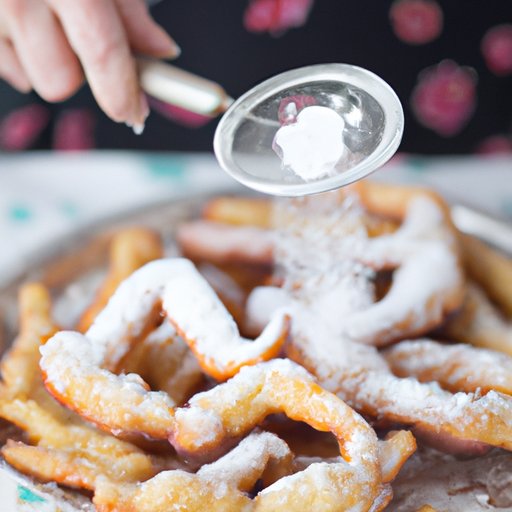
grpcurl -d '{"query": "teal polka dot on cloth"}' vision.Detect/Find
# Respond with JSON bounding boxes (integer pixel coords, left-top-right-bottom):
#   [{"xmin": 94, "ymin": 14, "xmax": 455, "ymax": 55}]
[
  {"xmin": 59, "ymin": 201, "xmax": 80, "ymax": 219},
  {"xmin": 406, "ymin": 156, "xmax": 430, "ymax": 172},
  {"xmin": 8, "ymin": 205, "xmax": 33, "ymax": 222},
  {"xmin": 143, "ymin": 155, "xmax": 186, "ymax": 182},
  {"xmin": 17, "ymin": 485, "xmax": 45, "ymax": 503}
]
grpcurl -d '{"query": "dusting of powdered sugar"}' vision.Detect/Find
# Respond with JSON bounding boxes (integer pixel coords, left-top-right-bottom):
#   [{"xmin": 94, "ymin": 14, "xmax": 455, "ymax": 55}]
[
  {"xmin": 384, "ymin": 339, "xmax": 512, "ymax": 392},
  {"xmin": 267, "ymin": 191, "xmax": 464, "ymax": 359},
  {"xmin": 162, "ymin": 267, "xmax": 288, "ymax": 376},
  {"xmin": 272, "ymin": 191, "xmax": 375, "ymax": 329},
  {"xmin": 260, "ymin": 190, "xmax": 512, "ymax": 457},
  {"xmin": 197, "ymin": 431, "xmax": 292, "ymax": 487},
  {"xmin": 39, "ymin": 331, "xmax": 176, "ymax": 437},
  {"xmin": 86, "ymin": 258, "xmax": 194, "ymax": 367}
]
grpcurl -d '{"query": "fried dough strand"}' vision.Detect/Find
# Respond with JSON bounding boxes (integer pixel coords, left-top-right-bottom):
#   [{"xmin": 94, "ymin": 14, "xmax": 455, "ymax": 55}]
[
  {"xmin": 384, "ymin": 339, "xmax": 512, "ymax": 394},
  {"xmin": 187, "ymin": 185, "xmax": 465, "ymax": 348},
  {"xmin": 341, "ymin": 182, "xmax": 464, "ymax": 346},
  {"xmin": 94, "ymin": 432, "xmax": 292, "ymax": 512},
  {"xmin": 203, "ymin": 197, "xmax": 272, "ymax": 228},
  {"xmin": 75, "ymin": 228, "xmax": 204, "ymax": 402},
  {"xmin": 239, "ymin": 183, "xmax": 512, "ymax": 452},
  {"xmin": 77, "ymin": 227, "xmax": 164, "ymax": 332},
  {"xmin": 41, "ymin": 260, "xmax": 289, "ymax": 428},
  {"xmin": 93, "ymin": 361, "xmax": 391, "ymax": 512},
  {"xmin": 3, "ymin": 440, "xmax": 99, "ymax": 490},
  {"xmin": 118, "ymin": 323, "xmax": 203, "ymax": 404},
  {"xmin": 442, "ymin": 282, "xmax": 512, "ymax": 356},
  {"xmin": 1, "ymin": 284, "xmax": 57, "ymax": 398},
  {"xmin": 177, "ymin": 220, "xmax": 274, "ymax": 266},
  {"xmin": 288, "ymin": 329, "xmax": 512, "ymax": 452},
  {"xmin": 460, "ymin": 233, "xmax": 512, "ymax": 317},
  {"xmin": 0, "ymin": 284, "xmax": 163, "ymax": 489}
]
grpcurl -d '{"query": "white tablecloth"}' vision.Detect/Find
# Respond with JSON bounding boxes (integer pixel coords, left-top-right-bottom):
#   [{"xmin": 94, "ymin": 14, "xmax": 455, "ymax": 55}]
[{"xmin": 1, "ymin": 152, "xmax": 510, "ymax": 287}]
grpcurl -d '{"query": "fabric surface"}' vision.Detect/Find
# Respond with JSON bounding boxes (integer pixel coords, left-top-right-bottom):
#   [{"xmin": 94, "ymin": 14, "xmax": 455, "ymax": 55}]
[{"xmin": 1, "ymin": 151, "xmax": 511, "ymax": 287}]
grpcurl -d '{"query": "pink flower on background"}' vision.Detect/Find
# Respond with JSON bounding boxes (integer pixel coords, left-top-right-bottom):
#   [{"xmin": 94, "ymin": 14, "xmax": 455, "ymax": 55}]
[
  {"xmin": 244, "ymin": 0, "xmax": 314, "ymax": 35},
  {"xmin": 0, "ymin": 104, "xmax": 50, "ymax": 151},
  {"xmin": 481, "ymin": 24, "xmax": 512, "ymax": 76},
  {"xmin": 278, "ymin": 95, "xmax": 317, "ymax": 125},
  {"xmin": 476, "ymin": 135, "xmax": 512, "ymax": 155},
  {"xmin": 411, "ymin": 60, "xmax": 477, "ymax": 137},
  {"xmin": 53, "ymin": 109, "xmax": 95, "ymax": 151},
  {"xmin": 389, "ymin": 0, "xmax": 443, "ymax": 45},
  {"xmin": 148, "ymin": 97, "xmax": 213, "ymax": 128}
]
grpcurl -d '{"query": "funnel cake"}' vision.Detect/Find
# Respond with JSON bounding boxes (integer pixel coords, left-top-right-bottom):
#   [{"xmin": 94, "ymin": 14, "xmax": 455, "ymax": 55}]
[
  {"xmin": 0, "ymin": 283, "xmax": 167, "ymax": 491},
  {"xmin": 179, "ymin": 183, "xmax": 465, "ymax": 347},
  {"xmin": 91, "ymin": 361, "xmax": 411, "ymax": 512},
  {"xmin": 190, "ymin": 185, "xmax": 512, "ymax": 452},
  {"xmin": 93, "ymin": 431, "xmax": 293, "ymax": 512},
  {"xmin": 3, "ymin": 183, "xmax": 512, "ymax": 511},
  {"xmin": 36, "ymin": 241, "xmax": 413, "ymax": 508},
  {"xmin": 78, "ymin": 227, "xmax": 164, "ymax": 332},
  {"xmin": 40, "ymin": 258, "xmax": 290, "ymax": 441},
  {"xmin": 76, "ymin": 228, "xmax": 204, "ymax": 404},
  {"xmin": 442, "ymin": 281, "xmax": 512, "ymax": 356},
  {"xmin": 94, "ymin": 428, "xmax": 413, "ymax": 512},
  {"xmin": 42, "ymin": 304, "xmax": 411, "ymax": 508},
  {"xmin": 384, "ymin": 339, "xmax": 512, "ymax": 394}
]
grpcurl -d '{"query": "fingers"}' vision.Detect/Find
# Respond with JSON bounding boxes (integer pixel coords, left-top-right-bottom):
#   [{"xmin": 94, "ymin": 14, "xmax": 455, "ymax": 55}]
[
  {"xmin": 0, "ymin": 38, "xmax": 30, "ymax": 92},
  {"xmin": 1, "ymin": 0, "xmax": 83, "ymax": 101},
  {"xmin": 47, "ymin": 0, "xmax": 147, "ymax": 126},
  {"xmin": 0, "ymin": 0, "xmax": 178, "ymax": 125},
  {"xmin": 115, "ymin": 0, "xmax": 180, "ymax": 58}
]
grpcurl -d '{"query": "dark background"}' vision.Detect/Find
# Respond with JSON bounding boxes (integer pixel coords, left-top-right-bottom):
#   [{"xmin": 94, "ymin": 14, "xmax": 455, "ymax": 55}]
[{"xmin": 0, "ymin": 0, "xmax": 511, "ymax": 153}]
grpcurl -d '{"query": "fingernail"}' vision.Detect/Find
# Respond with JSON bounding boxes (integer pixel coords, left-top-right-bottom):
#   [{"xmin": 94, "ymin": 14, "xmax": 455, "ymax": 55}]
[
  {"xmin": 152, "ymin": 27, "xmax": 181, "ymax": 59},
  {"xmin": 132, "ymin": 123, "xmax": 145, "ymax": 135},
  {"xmin": 125, "ymin": 120, "xmax": 145, "ymax": 135},
  {"xmin": 158, "ymin": 40, "xmax": 181, "ymax": 59},
  {"xmin": 138, "ymin": 91, "xmax": 150, "ymax": 122},
  {"xmin": 127, "ymin": 92, "xmax": 150, "ymax": 135},
  {"xmin": 169, "ymin": 40, "xmax": 181, "ymax": 59}
]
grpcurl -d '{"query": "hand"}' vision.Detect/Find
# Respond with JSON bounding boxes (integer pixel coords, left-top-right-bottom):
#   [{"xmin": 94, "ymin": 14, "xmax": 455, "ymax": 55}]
[{"xmin": 0, "ymin": 0, "xmax": 180, "ymax": 127}]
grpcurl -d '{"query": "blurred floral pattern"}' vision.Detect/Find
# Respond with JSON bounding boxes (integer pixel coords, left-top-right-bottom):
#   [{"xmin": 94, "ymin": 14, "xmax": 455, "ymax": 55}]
[
  {"xmin": 389, "ymin": 0, "xmax": 443, "ymax": 45},
  {"xmin": 0, "ymin": 104, "xmax": 49, "ymax": 151},
  {"xmin": 411, "ymin": 60, "xmax": 477, "ymax": 137},
  {"xmin": 53, "ymin": 109, "xmax": 95, "ymax": 151},
  {"xmin": 244, "ymin": 0, "xmax": 314, "ymax": 35},
  {"xmin": 0, "ymin": 0, "xmax": 510, "ymax": 153},
  {"xmin": 481, "ymin": 24, "xmax": 512, "ymax": 76},
  {"xmin": 476, "ymin": 135, "xmax": 512, "ymax": 155}
]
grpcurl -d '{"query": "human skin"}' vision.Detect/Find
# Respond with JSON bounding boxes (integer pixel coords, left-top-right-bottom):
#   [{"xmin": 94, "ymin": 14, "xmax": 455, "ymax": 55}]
[{"xmin": 0, "ymin": 0, "xmax": 180, "ymax": 127}]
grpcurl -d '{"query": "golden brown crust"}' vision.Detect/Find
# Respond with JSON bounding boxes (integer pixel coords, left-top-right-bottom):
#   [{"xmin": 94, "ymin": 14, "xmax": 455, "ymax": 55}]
[
  {"xmin": 442, "ymin": 281, "xmax": 512, "ymax": 355},
  {"xmin": 77, "ymin": 228, "xmax": 163, "ymax": 332},
  {"xmin": 203, "ymin": 196, "xmax": 273, "ymax": 228},
  {"xmin": 0, "ymin": 283, "xmax": 162, "ymax": 491},
  {"xmin": 459, "ymin": 234, "xmax": 512, "ymax": 318}
]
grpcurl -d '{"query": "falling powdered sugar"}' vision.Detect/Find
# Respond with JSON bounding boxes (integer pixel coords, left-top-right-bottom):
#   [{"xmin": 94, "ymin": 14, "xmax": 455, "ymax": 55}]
[
  {"xmin": 272, "ymin": 191, "xmax": 375, "ymax": 327},
  {"xmin": 265, "ymin": 188, "xmax": 512, "ymax": 454}
]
